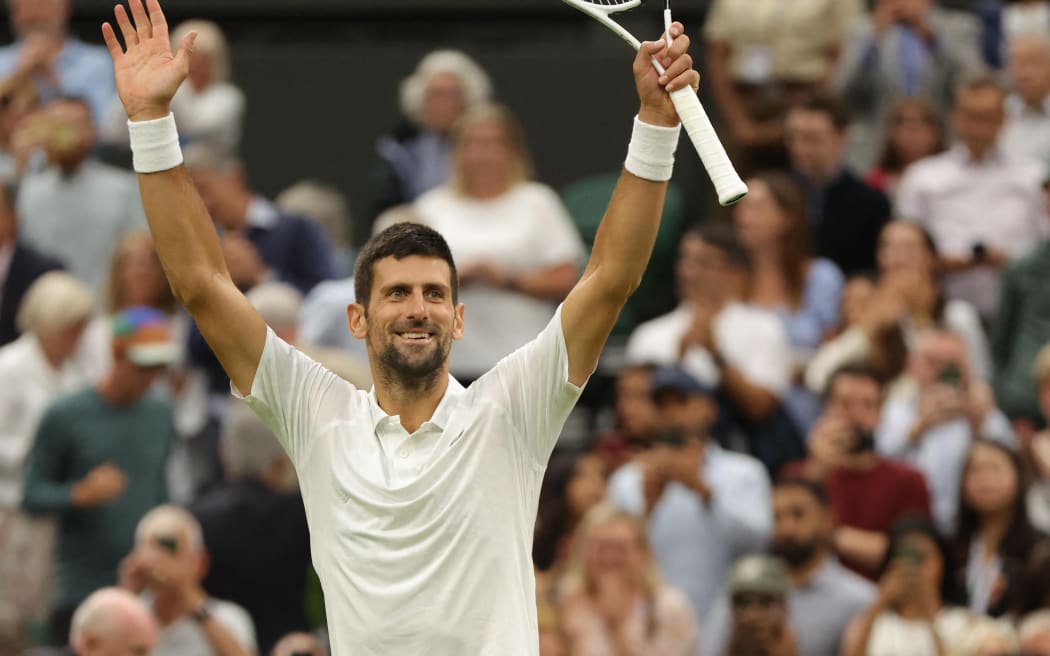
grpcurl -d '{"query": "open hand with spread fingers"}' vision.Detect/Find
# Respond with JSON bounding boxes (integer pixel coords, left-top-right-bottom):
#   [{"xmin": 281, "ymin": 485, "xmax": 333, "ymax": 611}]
[{"xmin": 101, "ymin": 0, "xmax": 197, "ymax": 122}]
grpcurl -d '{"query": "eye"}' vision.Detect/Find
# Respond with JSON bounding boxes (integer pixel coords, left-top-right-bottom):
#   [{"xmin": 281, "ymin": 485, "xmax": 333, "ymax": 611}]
[
  {"xmin": 389, "ymin": 288, "xmax": 406, "ymax": 299},
  {"xmin": 426, "ymin": 289, "xmax": 444, "ymax": 300}
]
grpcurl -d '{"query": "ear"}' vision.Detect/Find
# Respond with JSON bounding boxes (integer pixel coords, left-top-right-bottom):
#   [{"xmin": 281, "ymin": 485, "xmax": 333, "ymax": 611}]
[
  {"xmin": 348, "ymin": 303, "xmax": 368, "ymax": 339},
  {"xmin": 197, "ymin": 550, "xmax": 212, "ymax": 580},
  {"xmin": 452, "ymin": 303, "xmax": 465, "ymax": 341}
]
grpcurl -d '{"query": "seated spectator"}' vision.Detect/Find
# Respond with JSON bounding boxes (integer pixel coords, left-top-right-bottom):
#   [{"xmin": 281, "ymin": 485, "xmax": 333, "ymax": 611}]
[
  {"xmin": 191, "ymin": 402, "xmax": 311, "ymax": 655},
  {"xmin": 952, "ymin": 440, "xmax": 1045, "ymax": 617},
  {"xmin": 841, "ymin": 517, "xmax": 970, "ymax": 656},
  {"xmin": 625, "ymin": 223, "xmax": 798, "ymax": 472},
  {"xmin": 786, "ymin": 365, "xmax": 932, "ymax": 578},
  {"xmin": 593, "ymin": 364, "xmax": 659, "ymax": 473},
  {"xmin": 183, "ymin": 143, "xmax": 336, "ymax": 295},
  {"xmin": 834, "ymin": 0, "xmax": 986, "ymax": 171},
  {"xmin": 271, "ymin": 632, "xmax": 325, "ymax": 656},
  {"xmin": 702, "ymin": 477, "xmax": 876, "ymax": 656},
  {"xmin": 722, "ymin": 555, "xmax": 798, "ymax": 656},
  {"xmin": 369, "ymin": 49, "xmax": 492, "ymax": 234},
  {"xmin": 878, "ymin": 328, "xmax": 1014, "ymax": 533},
  {"xmin": 806, "ymin": 221, "xmax": 991, "ymax": 395},
  {"xmin": 558, "ymin": 502, "xmax": 698, "ymax": 656},
  {"xmin": 1019, "ymin": 609, "xmax": 1050, "ymax": 655},
  {"xmin": 20, "ymin": 307, "xmax": 176, "ymax": 645},
  {"xmin": 0, "ymin": 272, "xmax": 95, "ymax": 652},
  {"xmin": 866, "ymin": 99, "xmax": 946, "ymax": 205},
  {"xmin": 413, "ymin": 103, "xmax": 583, "ymax": 383},
  {"xmin": 1002, "ymin": 34, "xmax": 1050, "ymax": 164},
  {"xmin": 785, "ymin": 94, "xmax": 892, "ymax": 277},
  {"xmin": 608, "ymin": 366, "xmax": 771, "ymax": 621},
  {"xmin": 15, "ymin": 97, "xmax": 147, "ymax": 291},
  {"xmin": 23, "ymin": 587, "xmax": 159, "ymax": 656},
  {"xmin": 277, "ymin": 180, "xmax": 354, "ymax": 277},
  {"xmin": 897, "ymin": 75, "xmax": 1046, "ymax": 319},
  {"xmin": 702, "ymin": 0, "xmax": 860, "ymax": 174},
  {"xmin": 0, "ymin": 0, "xmax": 115, "ymax": 130},
  {"xmin": 734, "ymin": 170, "xmax": 844, "ymax": 432},
  {"xmin": 120, "ymin": 505, "xmax": 256, "ymax": 656}
]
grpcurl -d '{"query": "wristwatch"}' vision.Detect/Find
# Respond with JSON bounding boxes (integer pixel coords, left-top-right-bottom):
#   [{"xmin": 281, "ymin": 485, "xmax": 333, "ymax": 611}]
[{"xmin": 190, "ymin": 601, "xmax": 212, "ymax": 624}]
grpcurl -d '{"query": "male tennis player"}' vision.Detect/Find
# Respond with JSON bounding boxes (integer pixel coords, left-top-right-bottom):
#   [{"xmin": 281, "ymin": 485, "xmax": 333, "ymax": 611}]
[{"xmin": 102, "ymin": 1, "xmax": 698, "ymax": 653}]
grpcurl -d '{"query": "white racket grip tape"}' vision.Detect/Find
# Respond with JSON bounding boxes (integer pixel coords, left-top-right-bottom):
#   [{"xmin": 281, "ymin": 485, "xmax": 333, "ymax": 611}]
[{"xmin": 668, "ymin": 86, "xmax": 748, "ymax": 206}]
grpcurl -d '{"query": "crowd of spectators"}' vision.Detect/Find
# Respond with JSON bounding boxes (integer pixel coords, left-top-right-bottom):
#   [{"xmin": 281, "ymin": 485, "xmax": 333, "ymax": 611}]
[{"xmin": 6, "ymin": 0, "xmax": 1050, "ymax": 655}]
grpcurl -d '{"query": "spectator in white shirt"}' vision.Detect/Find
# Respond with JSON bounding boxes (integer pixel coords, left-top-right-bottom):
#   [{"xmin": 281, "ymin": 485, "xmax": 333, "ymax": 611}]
[
  {"xmin": 119, "ymin": 505, "xmax": 257, "ymax": 656},
  {"xmin": 896, "ymin": 75, "xmax": 1047, "ymax": 318},
  {"xmin": 1002, "ymin": 33, "xmax": 1050, "ymax": 165}
]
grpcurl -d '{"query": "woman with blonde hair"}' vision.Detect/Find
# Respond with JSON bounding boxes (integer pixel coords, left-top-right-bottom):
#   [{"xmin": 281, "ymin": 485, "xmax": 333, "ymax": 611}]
[
  {"xmin": 413, "ymin": 102, "xmax": 584, "ymax": 383},
  {"xmin": 558, "ymin": 502, "xmax": 697, "ymax": 656}
]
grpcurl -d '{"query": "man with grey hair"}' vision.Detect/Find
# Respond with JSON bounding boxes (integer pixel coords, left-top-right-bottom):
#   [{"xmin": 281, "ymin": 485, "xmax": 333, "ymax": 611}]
[
  {"xmin": 1002, "ymin": 33, "xmax": 1050, "ymax": 164},
  {"xmin": 120, "ymin": 504, "xmax": 256, "ymax": 656},
  {"xmin": 25, "ymin": 587, "xmax": 158, "ymax": 656}
]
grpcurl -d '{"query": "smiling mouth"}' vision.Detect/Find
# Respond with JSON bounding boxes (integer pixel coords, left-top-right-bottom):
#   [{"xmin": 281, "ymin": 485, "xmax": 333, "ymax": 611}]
[{"xmin": 396, "ymin": 332, "xmax": 434, "ymax": 343}]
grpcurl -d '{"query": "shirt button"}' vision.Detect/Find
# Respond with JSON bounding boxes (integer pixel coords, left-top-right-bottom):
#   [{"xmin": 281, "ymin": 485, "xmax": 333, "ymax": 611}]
[{"xmin": 397, "ymin": 448, "xmax": 409, "ymax": 459}]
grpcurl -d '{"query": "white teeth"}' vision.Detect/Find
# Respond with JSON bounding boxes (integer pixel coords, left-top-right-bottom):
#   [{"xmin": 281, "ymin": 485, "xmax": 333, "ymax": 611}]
[{"xmin": 402, "ymin": 333, "xmax": 429, "ymax": 340}]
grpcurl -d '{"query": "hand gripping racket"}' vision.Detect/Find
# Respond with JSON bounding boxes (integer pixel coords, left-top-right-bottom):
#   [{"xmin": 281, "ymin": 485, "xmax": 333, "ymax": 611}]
[{"xmin": 562, "ymin": 0, "xmax": 748, "ymax": 206}]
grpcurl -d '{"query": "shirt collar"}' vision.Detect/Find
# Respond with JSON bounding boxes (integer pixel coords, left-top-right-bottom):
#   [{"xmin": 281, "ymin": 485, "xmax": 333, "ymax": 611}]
[
  {"xmin": 245, "ymin": 196, "xmax": 280, "ymax": 230},
  {"xmin": 947, "ymin": 142, "xmax": 1005, "ymax": 166},
  {"xmin": 367, "ymin": 374, "xmax": 465, "ymax": 434}
]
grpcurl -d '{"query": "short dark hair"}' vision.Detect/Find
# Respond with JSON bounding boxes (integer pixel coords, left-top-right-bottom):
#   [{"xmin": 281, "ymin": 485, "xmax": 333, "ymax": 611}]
[
  {"xmin": 353, "ymin": 222, "xmax": 458, "ymax": 310},
  {"xmin": 823, "ymin": 363, "xmax": 883, "ymax": 402},
  {"xmin": 791, "ymin": 92, "xmax": 851, "ymax": 133},
  {"xmin": 773, "ymin": 476, "xmax": 828, "ymax": 508},
  {"xmin": 684, "ymin": 221, "xmax": 749, "ymax": 268}
]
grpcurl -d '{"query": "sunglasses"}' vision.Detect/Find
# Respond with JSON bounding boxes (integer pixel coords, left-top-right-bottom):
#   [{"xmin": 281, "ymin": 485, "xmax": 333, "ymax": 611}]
[{"xmin": 732, "ymin": 592, "xmax": 781, "ymax": 609}]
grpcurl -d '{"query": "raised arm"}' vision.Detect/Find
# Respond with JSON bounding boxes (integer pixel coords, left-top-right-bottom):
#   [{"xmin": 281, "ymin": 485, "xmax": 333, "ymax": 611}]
[
  {"xmin": 561, "ymin": 24, "xmax": 698, "ymax": 386},
  {"xmin": 102, "ymin": 0, "xmax": 265, "ymax": 395}
]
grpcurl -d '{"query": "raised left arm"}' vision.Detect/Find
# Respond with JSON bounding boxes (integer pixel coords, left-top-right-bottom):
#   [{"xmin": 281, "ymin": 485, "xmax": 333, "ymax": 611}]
[{"xmin": 562, "ymin": 23, "xmax": 698, "ymax": 386}]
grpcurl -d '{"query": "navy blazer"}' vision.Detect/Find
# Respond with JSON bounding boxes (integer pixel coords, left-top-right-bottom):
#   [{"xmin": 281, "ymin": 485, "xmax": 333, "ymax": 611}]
[{"xmin": 0, "ymin": 242, "xmax": 63, "ymax": 347}]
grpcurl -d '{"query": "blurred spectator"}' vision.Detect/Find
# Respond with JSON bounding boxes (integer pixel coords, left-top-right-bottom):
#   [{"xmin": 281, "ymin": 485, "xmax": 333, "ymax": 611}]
[
  {"xmin": 1026, "ymin": 344, "xmax": 1050, "ymax": 531},
  {"xmin": 992, "ymin": 193, "xmax": 1050, "ymax": 423},
  {"xmin": 20, "ymin": 307, "xmax": 176, "ymax": 645},
  {"xmin": 120, "ymin": 505, "xmax": 256, "ymax": 656},
  {"xmin": 952, "ymin": 440, "xmax": 1044, "ymax": 617},
  {"xmin": 878, "ymin": 329, "xmax": 1014, "ymax": 532},
  {"xmin": 1003, "ymin": 0, "xmax": 1050, "ymax": 41},
  {"xmin": 722, "ymin": 555, "xmax": 798, "ymax": 656},
  {"xmin": 608, "ymin": 366, "xmax": 771, "ymax": 621},
  {"xmin": 835, "ymin": 0, "xmax": 986, "ymax": 171},
  {"xmin": 271, "ymin": 632, "xmax": 325, "ymax": 656},
  {"xmin": 841, "ymin": 517, "xmax": 970, "ymax": 656},
  {"xmin": 787, "ymin": 365, "xmax": 932, "ymax": 578},
  {"xmin": 703, "ymin": 477, "xmax": 876, "ymax": 656},
  {"xmin": 1002, "ymin": 34, "xmax": 1050, "ymax": 164},
  {"xmin": 15, "ymin": 97, "xmax": 147, "ymax": 291},
  {"xmin": 298, "ymin": 274, "xmax": 367, "ymax": 360},
  {"xmin": 702, "ymin": 0, "xmax": 861, "ymax": 174},
  {"xmin": 105, "ymin": 20, "xmax": 243, "ymax": 152},
  {"xmin": 898, "ymin": 75, "xmax": 1047, "ymax": 319},
  {"xmin": 806, "ymin": 221, "xmax": 991, "ymax": 395},
  {"xmin": 183, "ymin": 143, "xmax": 336, "ymax": 295},
  {"xmin": 534, "ymin": 450, "xmax": 608, "ymax": 600},
  {"xmin": 594, "ymin": 364, "xmax": 659, "ymax": 472},
  {"xmin": 0, "ymin": 180, "xmax": 62, "ymax": 346},
  {"xmin": 0, "ymin": 272, "xmax": 95, "ymax": 651},
  {"xmin": 277, "ymin": 180, "xmax": 354, "ymax": 277},
  {"xmin": 537, "ymin": 604, "xmax": 568, "ymax": 656},
  {"xmin": 1019, "ymin": 609, "xmax": 1050, "ymax": 655},
  {"xmin": 952, "ymin": 618, "xmax": 1018, "ymax": 656},
  {"xmin": 625, "ymin": 223, "xmax": 798, "ymax": 472},
  {"xmin": 413, "ymin": 103, "xmax": 582, "ymax": 383},
  {"xmin": 734, "ymin": 170, "xmax": 844, "ymax": 433},
  {"xmin": 1013, "ymin": 542, "xmax": 1050, "ymax": 620},
  {"xmin": 0, "ymin": 70, "xmax": 43, "ymax": 183},
  {"xmin": 25, "ymin": 587, "xmax": 159, "ymax": 656},
  {"xmin": 369, "ymin": 49, "xmax": 491, "ymax": 234},
  {"xmin": 866, "ymin": 99, "xmax": 946, "ymax": 205},
  {"xmin": 785, "ymin": 94, "xmax": 892, "ymax": 277},
  {"xmin": 558, "ymin": 502, "xmax": 698, "ymax": 656},
  {"xmin": 191, "ymin": 402, "xmax": 311, "ymax": 655},
  {"xmin": 0, "ymin": 0, "xmax": 115, "ymax": 131}
]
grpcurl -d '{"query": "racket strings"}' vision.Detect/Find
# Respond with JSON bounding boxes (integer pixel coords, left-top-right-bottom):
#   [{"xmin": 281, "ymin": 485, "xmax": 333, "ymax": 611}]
[{"xmin": 579, "ymin": 0, "xmax": 640, "ymax": 8}]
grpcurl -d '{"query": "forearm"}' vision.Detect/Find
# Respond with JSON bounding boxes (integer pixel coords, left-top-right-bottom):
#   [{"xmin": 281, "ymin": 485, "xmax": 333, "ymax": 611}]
[
  {"xmin": 720, "ymin": 363, "xmax": 779, "ymax": 422},
  {"xmin": 835, "ymin": 526, "xmax": 888, "ymax": 570},
  {"xmin": 512, "ymin": 263, "xmax": 578, "ymax": 301},
  {"xmin": 21, "ymin": 476, "xmax": 75, "ymax": 515},
  {"xmin": 844, "ymin": 607, "xmax": 881, "ymax": 656}
]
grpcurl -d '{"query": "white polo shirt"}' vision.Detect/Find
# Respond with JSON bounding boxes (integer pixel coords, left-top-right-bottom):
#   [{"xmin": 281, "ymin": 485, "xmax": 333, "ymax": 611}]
[{"xmin": 237, "ymin": 308, "xmax": 582, "ymax": 656}]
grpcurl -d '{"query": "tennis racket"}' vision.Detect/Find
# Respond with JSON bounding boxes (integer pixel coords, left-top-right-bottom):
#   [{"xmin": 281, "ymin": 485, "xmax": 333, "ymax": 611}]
[{"xmin": 562, "ymin": 0, "xmax": 748, "ymax": 206}]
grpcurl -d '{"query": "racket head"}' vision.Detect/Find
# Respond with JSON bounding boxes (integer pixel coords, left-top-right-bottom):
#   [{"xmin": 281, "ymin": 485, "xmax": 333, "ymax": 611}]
[{"xmin": 561, "ymin": 0, "xmax": 645, "ymax": 17}]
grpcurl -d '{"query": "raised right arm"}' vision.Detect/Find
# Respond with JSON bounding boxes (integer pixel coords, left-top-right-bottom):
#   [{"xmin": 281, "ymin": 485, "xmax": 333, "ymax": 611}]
[{"xmin": 103, "ymin": 0, "xmax": 265, "ymax": 395}]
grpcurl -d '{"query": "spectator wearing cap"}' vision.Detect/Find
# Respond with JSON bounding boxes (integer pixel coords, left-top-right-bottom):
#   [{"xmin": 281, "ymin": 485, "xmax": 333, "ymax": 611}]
[
  {"xmin": 608, "ymin": 365, "xmax": 771, "ymax": 623},
  {"xmin": 723, "ymin": 555, "xmax": 798, "ymax": 656},
  {"xmin": 703, "ymin": 477, "xmax": 876, "ymax": 656},
  {"xmin": 20, "ymin": 306, "xmax": 177, "ymax": 646}
]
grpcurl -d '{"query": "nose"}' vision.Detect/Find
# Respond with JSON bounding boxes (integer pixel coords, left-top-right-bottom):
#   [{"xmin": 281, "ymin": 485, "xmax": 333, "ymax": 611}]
[{"xmin": 406, "ymin": 290, "xmax": 428, "ymax": 320}]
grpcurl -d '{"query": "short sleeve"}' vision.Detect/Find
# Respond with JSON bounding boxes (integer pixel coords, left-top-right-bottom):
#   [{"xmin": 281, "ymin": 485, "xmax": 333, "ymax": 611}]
[
  {"xmin": 477, "ymin": 305, "xmax": 584, "ymax": 466},
  {"xmin": 210, "ymin": 601, "xmax": 257, "ymax": 653},
  {"xmin": 234, "ymin": 327, "xmax": 354, "ymax": 468}
]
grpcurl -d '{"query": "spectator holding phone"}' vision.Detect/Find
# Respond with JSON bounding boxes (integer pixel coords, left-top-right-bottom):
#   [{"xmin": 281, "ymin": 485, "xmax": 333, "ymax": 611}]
[
  {"xmin": 878, "ymin": 329, "xmax": 1015, "ymax": 533},
  {"xmin": 120, "ymin": 505, "xmax": 257, "ymax": 656},
  {"xmin": 723, "ymin": 555, "xmax": 798, "ymax": 656}
]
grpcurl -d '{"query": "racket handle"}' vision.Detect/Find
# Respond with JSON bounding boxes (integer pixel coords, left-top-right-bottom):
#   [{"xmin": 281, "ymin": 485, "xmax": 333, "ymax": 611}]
[{"xmin": 668, "ymin": 86, "xmax": 748, "ymax": 206}]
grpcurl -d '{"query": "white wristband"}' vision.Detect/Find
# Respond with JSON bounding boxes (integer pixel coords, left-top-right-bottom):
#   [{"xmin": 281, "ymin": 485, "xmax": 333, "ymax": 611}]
[
  {"xmin": 624, "ymin": 115, "xmax": 680, "ymax": 182},
  {"xmin": 128, "ymin": 113, "xmax": 183, "ymax": 174}
]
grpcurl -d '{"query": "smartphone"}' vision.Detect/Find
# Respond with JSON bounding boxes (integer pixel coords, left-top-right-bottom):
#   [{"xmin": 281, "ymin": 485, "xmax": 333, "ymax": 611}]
[
  {"xmin": 156, "ymin": 535, "xmax": 178, "ymax": 554},
  {"xmin": 937, "ymin": 364, "xmax": 963, "ymax": 389},
  {"xmin": 972, "ymin": 242, "xmax": 987, "ymax": 263},
  {"xmin": 654, "ymin": 427, "xmax": 686, "ymax": 448},
  {"xmin": 848, "ymin": 427, "xmax": 876, "ymax": 454},
  {"xmin": 894, "ymin": 541, "xmax": 924, "ymax": 566}
]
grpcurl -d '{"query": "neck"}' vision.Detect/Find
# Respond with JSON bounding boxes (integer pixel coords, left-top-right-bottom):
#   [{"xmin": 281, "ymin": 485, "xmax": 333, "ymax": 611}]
[
  {"xmin": 789, "ymin": 550, "xmax": 828, "ymax": 586},
  {"xmin": 57, "ymin": 158, "xmax": 84, "ymax": 177},
  {"xmin": 980, "ymin": 510, "xmax": 1013, "ymax": 553},
  {"xmin": 1023, "ymin": 93, "xmax": 1049, "ymax": 111},
  {"xmin": 465, "ymin": 178, "xmax": 511, "ymax": 200},
  {"xmin": 37, "ymin": 339, "xmax": 66, "ymax": 371},
  {"xmin": 373, "ymin": 370, "xmax": 449, "ymax": 434},
  {"xmin": 151, "ymin": 590, "xmax": 186, "ymax": 627},
  {"xmin": 965, "ymin": 143, "xmax": 994, "ymax": 162},
  {"xmin": 805, "ymin": 166, "xmax": 839, "ymax": 186},
  {"xmin": 96, "ymin": 373, "xmax": 140, "ymax": 406}
]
